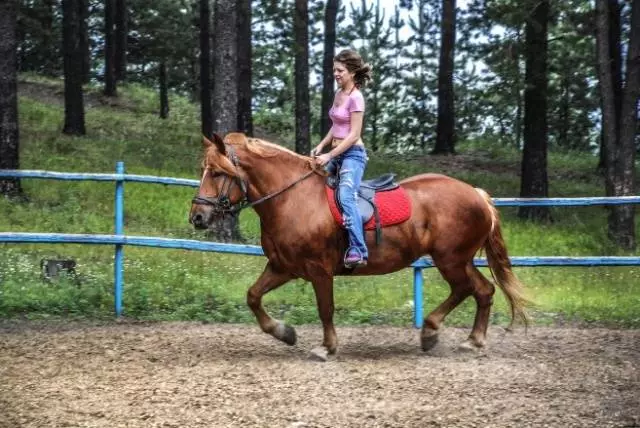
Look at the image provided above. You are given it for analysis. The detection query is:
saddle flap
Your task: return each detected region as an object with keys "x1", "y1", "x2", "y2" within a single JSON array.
[{"x1": 335, "y1": 186, "x2": 375, "y2": 223}]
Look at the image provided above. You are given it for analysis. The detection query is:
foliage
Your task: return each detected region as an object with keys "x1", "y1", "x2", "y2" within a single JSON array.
[{"x1": 14, "y1": 0, "x2": 628, "y2": 154}]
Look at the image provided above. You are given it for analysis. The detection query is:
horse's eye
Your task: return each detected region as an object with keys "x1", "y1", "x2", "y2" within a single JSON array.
[{"x1": 211, "y1": 171, "x2": 224, "y2": 178}]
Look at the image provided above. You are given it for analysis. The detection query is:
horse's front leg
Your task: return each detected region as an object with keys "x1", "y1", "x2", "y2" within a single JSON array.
[
  {"x1": 309, "y1": 273, "x2": 338, "y2": 360},
  {"x1": 247, "y1": 263, "x2": 296, "y2": 345}
]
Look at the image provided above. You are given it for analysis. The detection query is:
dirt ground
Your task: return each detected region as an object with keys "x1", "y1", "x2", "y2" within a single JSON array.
[{"x1": 0, "y1": 321, "x2": 638, "y2": 428}]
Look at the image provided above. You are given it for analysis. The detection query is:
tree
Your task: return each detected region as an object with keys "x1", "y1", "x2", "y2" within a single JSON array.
[
  {"x1": 252, "y1": 0, "x2": 295, "y2": 136},
  {"x1": 62, "y1": 0, "x2": 86, "y2": 135},
  {"x1": 293, "y1": 0, "x2": 310, "y2": 155},
  {"x1": 518, "y1": 0, "x2": 551, "y2": 222},
  {"x1": 104, "y1": 0, "x2": 117, "y2": 96},
  {"x1": 159, "y1": 60, "x2": 169, "y2": 118},
  {"x1": 17, "y1": 0, "x2": 62, "y2": 76},
  {"x1": 598, "y1": 0, "x2": 623, "y2": 170},
  {"x1": 320, "y1": 0, "x2": 339, "y2": 138},
  {"x1": 115, "y1": 0, "x2": 128, "y2": 81},
  {"x1": 596, "y1": 0, "x2": 639, "y2": 249},
  {"x1": 237, "y1": 0, "x2": 252, "y2": 136},
  {"x1": 211, "y1": 0, "x2": 241, "y2": 242},
  {"x1": 79, "y1": 0, "x2": 90, "y2": 83},
  {"x1": 404, "y1": 0, "x2": 439, "y2": 151},
  {"x1": 381, "y1": 4, "x2": 411, "y2": 150},
  {"x1": 433, "y1": 0, "x2": 457, "y2": 154},
  {"x1": 212, "y1": 0, "x2": 237, "y2": 135},
  {"x1": 199, "y1": 0, "x2": 212, "y2": 138},
  {"x1": 0, "y1": 0, "x2": 22, "y2": 198},
  {"x1": 359, "y1": 0, "x2": 393, "y2": 152}
]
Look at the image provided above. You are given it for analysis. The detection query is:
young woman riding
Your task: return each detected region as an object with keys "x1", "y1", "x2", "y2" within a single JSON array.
[{"x1": 312, "y1": 49, "x2": 373, "y2": 268}]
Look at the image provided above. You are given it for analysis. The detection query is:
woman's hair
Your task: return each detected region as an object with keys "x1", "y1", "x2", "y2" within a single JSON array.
[{"x1": 334, "y1": 49, "x2": 373, "y2": 88}]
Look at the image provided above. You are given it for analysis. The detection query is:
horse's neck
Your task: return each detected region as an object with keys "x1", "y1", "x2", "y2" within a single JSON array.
[{"x1": 239, "y1": 150, "x2": 322, "y2": 224}]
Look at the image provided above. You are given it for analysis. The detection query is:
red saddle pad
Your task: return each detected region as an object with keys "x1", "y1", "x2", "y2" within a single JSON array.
[{"x1": 325, "y1": 185, "x2": 412, "y2": 230}]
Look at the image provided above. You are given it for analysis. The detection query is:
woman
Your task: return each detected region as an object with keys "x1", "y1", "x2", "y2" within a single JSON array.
[{"x1": 312, "y1": 49, "x2": 372, "y2": 268}]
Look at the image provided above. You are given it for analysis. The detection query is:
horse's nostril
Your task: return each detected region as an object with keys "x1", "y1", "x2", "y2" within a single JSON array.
[{"x1": 191, "y1": 213, "x2": 204, "y2": 227}]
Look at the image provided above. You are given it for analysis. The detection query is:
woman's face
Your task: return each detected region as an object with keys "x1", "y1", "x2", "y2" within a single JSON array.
[{"x1": 333, "y1": 61, "x2": 354, "y2": 89}]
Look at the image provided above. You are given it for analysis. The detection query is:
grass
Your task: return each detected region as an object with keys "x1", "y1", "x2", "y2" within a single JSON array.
[{"x1": 1, "y1": 75, "x2": 639, "y2": 328}]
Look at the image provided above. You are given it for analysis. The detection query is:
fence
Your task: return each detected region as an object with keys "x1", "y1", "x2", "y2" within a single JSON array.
[{"x1": 2, "y1": 162, "x2": 640, "y2": 328}]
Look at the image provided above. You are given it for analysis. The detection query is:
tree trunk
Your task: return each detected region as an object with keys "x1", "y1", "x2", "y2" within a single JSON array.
[
  {"x1": 320, "y1": 0, "x2": 339, "y2": 138},
  {"x1": 518, "y1": 0, "x2": 551, "y2": 221},
  {"x1": 0, "y1": 0, "x2": 22, "y2": 197},
  {"x1": 62, "y1": 0, "x2": 86, "y2": 135},
  {"x1": 211, "y1": 0, "x2": 241, "y2": 242},
  {"x1": 200, "y1": 0, "x2": 212, "y2": 138},
  {"x1": 104, "y1": 0, "x2": 117, "y2": 96},
  {"x1": 79, "y1": 0, "x2": 91, "y2": 83},
  {"x1": 115, "y1": 0, "x2": 127, "y2": 81},
  {"x1": 433, "y1": 0, "x2": 456, "y2": 155},
  {"x1": 213, "y1": 0, "x2": 238, "y2": 136},
  {"x1": 597, "y1": 0, "x2": 639, "y2": 250},
  {"x1": 42, "y1": 0, "x2": 56, "y2": 74},
  {"x1": 294, "y1": 0, "x2": 310, "y2": 155},
  {"x1": 598, "y1": 0, "x2": 623, "y2": 170},
  {"x1": 237, "y1": 0, "x2": 253, "y2": 136},
  {"x1": 159, "y1": 61, "x2": 169, "y2": 119}
]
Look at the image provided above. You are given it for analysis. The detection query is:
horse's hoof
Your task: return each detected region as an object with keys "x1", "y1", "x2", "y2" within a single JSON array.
[
  {"x1": 308, "y1": 347, "x2": 329, "y2": 362},
  {"x1": 281, "y1": 324, "x2": 297, "y2": 346},
  {"x1": 421, "y1": 330, "x2": 439, "y2": 352},
  {"x1": 458, "y1": 339, "x2": 482, "y2": 353},
  {"x1": 273, "y1": 322, "x2": 297, "y2": 346}
]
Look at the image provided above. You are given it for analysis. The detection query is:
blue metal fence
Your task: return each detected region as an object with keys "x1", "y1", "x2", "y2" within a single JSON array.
[{"x1": 2, "y1": 163, "x2": 640, "y2": 328}]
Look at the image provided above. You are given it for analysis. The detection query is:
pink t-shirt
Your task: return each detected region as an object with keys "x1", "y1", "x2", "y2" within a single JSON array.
[{"x1": 329, "y1": 90, "x2": 365, "y2": 139}]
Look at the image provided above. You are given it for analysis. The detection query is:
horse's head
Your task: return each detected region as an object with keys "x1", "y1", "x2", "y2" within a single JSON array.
[{"x1": 189, "y1": 133, "x2": 249, "y2": 229}]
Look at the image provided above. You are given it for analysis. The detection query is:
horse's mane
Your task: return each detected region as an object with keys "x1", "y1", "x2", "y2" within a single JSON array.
[
  {"x1": 205, "y1": 133, "x2": 312, "y2": 177},
  {"x1": 226, "y1": 133, "x2": 310, "y2": 162}
]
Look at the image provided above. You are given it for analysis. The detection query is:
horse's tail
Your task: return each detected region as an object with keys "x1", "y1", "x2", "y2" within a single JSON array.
[{"x1": 476, "y1": 188, "x2": 530, "y2": 328}]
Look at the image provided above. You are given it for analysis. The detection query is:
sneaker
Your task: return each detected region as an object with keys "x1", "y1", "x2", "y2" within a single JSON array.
[{"x1": 344, "y1": 249, "x2": 367, "y2": 268}]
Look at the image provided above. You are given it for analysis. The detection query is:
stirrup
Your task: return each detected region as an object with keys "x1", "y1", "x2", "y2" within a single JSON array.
[{"x1": 344, "y1": 248, "x2": 367, "y2": 268}]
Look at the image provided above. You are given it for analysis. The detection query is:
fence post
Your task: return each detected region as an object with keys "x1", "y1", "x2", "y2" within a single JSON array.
[
  {"x1": 413, "y1": 267, "x2": 424, "y2": 328},
  {"x1": 114, "y1": 161, "x2": 125, "y2": 317}
]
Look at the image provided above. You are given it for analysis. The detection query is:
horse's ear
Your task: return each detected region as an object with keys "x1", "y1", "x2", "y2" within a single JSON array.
[
  {"x1": 211, "y1": 133, "x2": 226, "y2": 154},
  {"x1": 202, "y1": 134, "x2": 226, "y2": 154},
  {"x1": 202, "y1": 136, "x2": 214, "y2": 148}
]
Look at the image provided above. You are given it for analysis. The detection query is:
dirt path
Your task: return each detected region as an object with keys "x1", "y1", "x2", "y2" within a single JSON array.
[{"x1": 0, "y1": 321, "x2": 638, "y2": 428}]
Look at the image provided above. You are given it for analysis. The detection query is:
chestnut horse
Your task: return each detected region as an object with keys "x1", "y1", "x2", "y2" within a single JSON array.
[{"x1": 189, "y1": 133, "x2": 528, "y2": 359}]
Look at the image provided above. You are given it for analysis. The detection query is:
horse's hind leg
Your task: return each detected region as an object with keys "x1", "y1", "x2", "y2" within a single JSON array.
[
  {"x1": 421, "y1": 261, "x2": 474, "y2": 352},
  {"x1": 466, "y1": 265, "x2": 495, "y2": 348},
  {"x1": 247, "y1": 263, "x2": 296, "y2": 346}
]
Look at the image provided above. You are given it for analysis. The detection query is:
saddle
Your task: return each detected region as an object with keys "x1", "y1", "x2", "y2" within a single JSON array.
[{"x1": 326, "y1": 173, "x2": 411, "y2": 244}]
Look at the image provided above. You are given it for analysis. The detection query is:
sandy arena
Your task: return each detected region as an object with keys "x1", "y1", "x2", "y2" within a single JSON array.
[{"x1": 0, "y1": 321, "x2": 638, "y2": 428}]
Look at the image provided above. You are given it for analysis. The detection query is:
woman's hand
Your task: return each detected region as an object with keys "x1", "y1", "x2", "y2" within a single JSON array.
[
  {"x1": 310, "y1": 144, "x2": 324, "y2": 157},
  {"x1": 315, "y1": 153, "x2": 332, "y2": 166}
]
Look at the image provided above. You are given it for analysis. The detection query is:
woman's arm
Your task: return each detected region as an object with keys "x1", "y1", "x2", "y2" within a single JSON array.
[
  {"x1": 312, "y1": 129, "x2": 334, "y2": 156},
  {"x1": 319, "y1": 129, "x2": 334, "y2": 149}
]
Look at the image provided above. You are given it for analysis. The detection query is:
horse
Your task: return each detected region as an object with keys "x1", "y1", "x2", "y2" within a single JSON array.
[{"x1": 189, "y1": 132, "x2": 529, "y2": 359}]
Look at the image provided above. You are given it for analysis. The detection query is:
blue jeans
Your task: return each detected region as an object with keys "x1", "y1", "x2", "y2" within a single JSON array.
[{"x1": 326, "y1": 146, "x2": 368, "y2": 259}]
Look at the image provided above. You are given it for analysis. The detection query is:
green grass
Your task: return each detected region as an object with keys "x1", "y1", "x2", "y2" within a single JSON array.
[{"x1": 1, "y1": 75, "x2": 639, "y2": 328}]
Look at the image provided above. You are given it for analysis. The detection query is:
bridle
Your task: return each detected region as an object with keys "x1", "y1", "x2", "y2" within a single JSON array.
[{"x1": 191, "y1": 144, "x2": 317, "y2": 215}]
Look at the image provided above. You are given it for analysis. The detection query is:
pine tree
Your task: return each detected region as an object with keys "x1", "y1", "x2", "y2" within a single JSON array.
[
  {"x1": 0, "y1": 0, "x2": 23, "y2": 197},
  {"x1": 62, "y1": 0, "x2": 86, "y2": 135}
]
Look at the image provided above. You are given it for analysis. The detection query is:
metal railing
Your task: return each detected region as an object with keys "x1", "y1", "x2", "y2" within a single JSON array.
[{"x1": 2, "y1": 163, "x2": 639, "y2": 327}]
